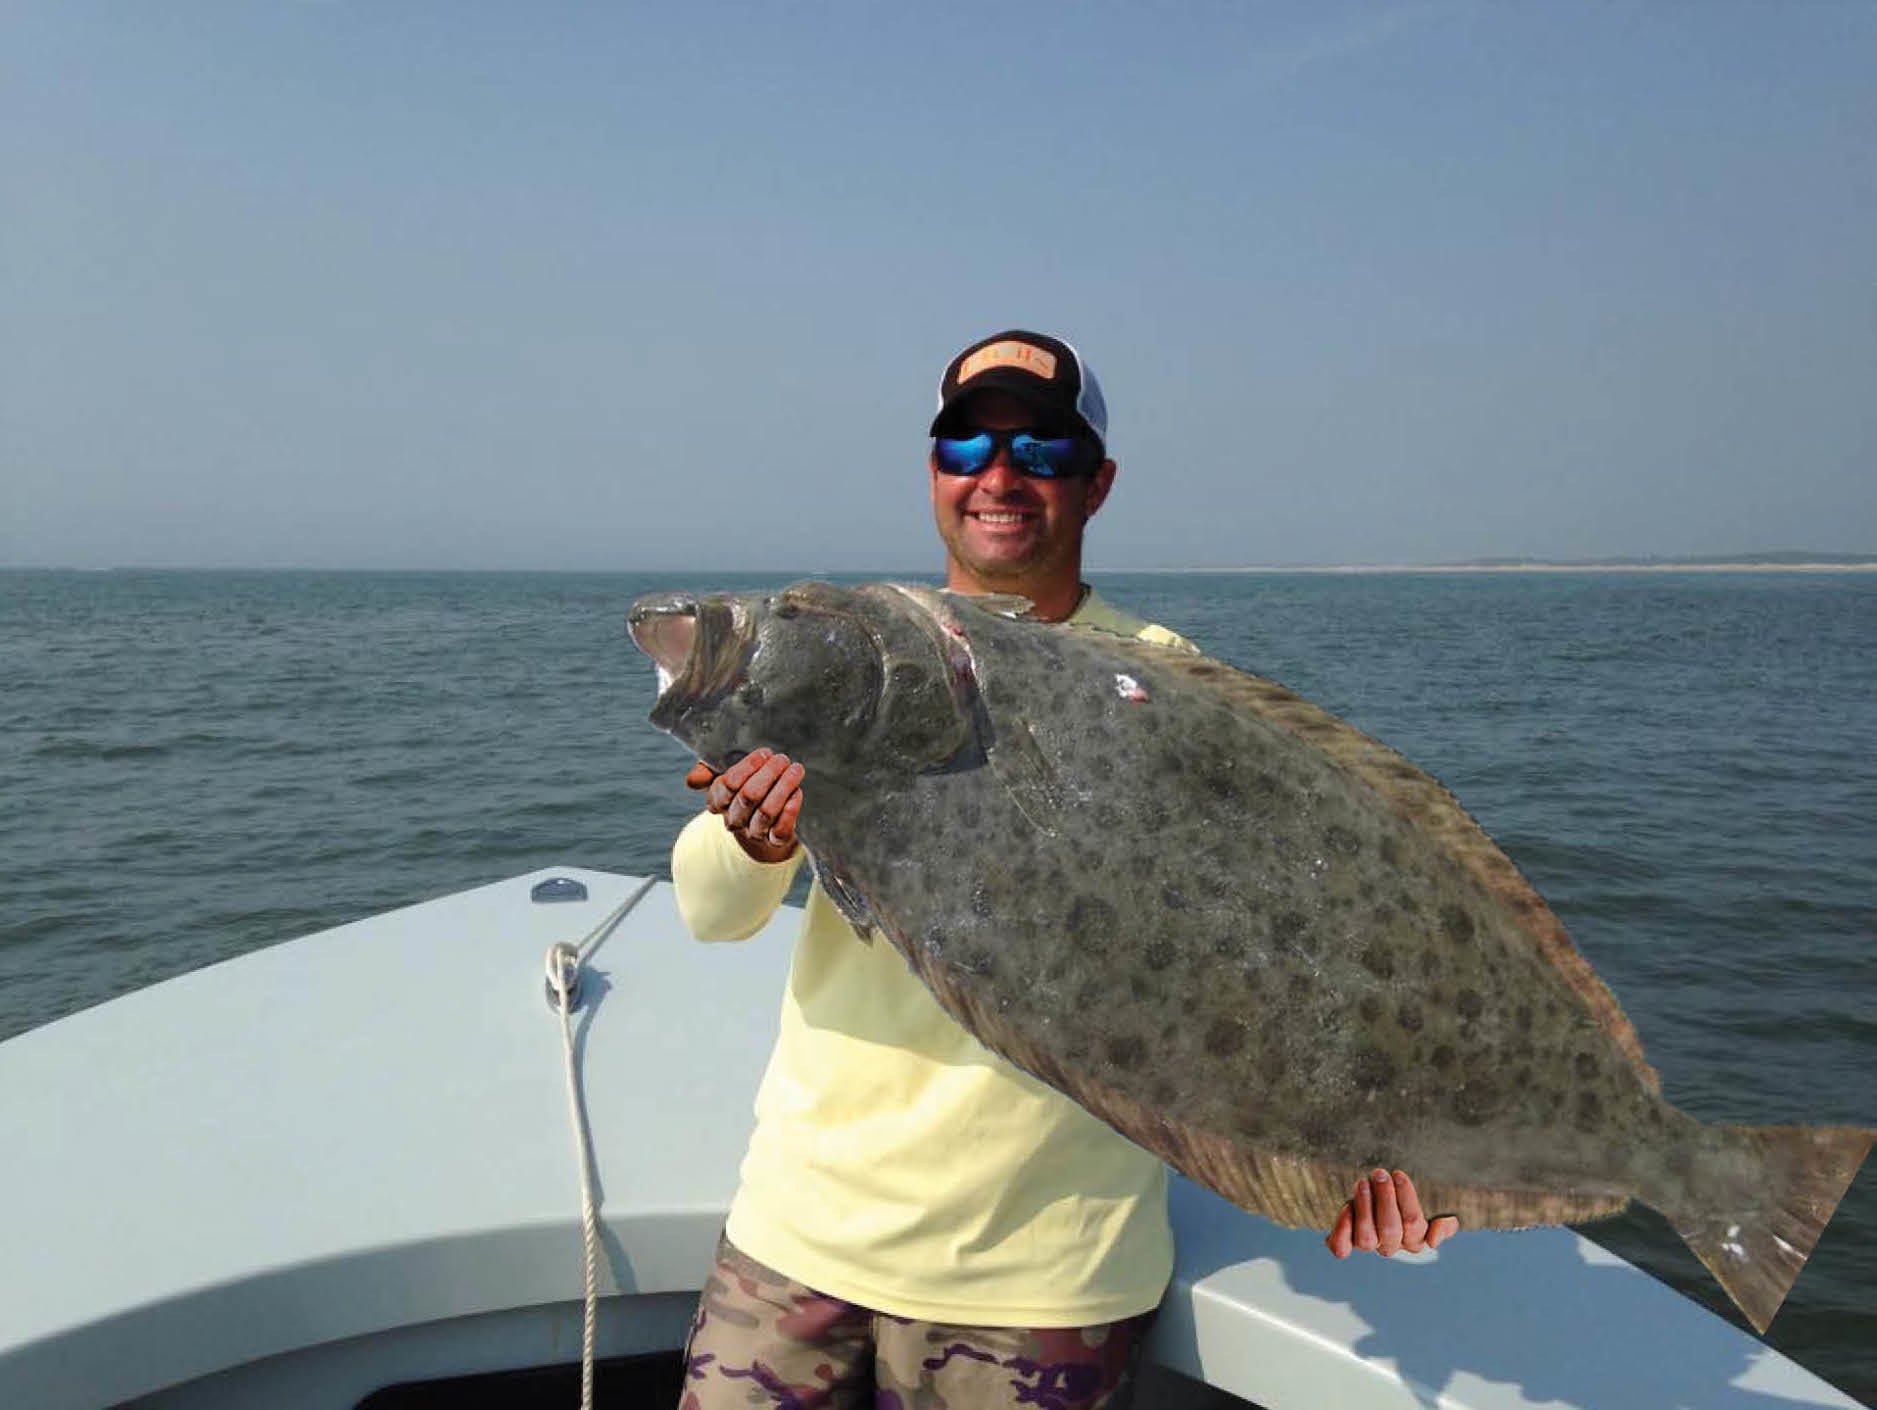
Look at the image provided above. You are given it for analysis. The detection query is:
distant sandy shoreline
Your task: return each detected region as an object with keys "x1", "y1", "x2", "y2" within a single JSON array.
[{"x1": 1171, "y1": 562, "x2": 1877, "y2": 575}]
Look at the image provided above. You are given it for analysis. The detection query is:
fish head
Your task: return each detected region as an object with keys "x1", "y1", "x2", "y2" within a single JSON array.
[{"x1": 628, "y1": 582, "x2": 899, "y2": 775}]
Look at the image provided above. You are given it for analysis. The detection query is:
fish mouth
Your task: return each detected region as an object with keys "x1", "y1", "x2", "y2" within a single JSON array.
[{"x1": 626, "y1": 591, "x2": 754, "y2": 735}]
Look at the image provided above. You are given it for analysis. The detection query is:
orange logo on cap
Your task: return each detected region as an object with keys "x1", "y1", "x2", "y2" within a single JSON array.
[{"x1": 958, "y1": 340, "x2": 1058, "y2": 384}]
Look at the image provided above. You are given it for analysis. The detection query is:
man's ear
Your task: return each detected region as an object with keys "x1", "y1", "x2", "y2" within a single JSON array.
[{"x1": 1084, "y1": 459, "x2": 1117, "y2": 518}]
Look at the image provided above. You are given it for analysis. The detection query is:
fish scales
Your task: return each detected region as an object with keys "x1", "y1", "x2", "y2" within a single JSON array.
[
  {"x1": 627, "y1": 580, "x2": 1872, "y2": 1333},
  {"x1": 823, "y1": 592, "x2": 1656, "y2": 1207}
]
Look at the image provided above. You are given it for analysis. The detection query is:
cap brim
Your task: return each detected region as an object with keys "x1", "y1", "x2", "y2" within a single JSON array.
[{"x1": 929, "y1": 373, "x2": 1100, "y2": 446}]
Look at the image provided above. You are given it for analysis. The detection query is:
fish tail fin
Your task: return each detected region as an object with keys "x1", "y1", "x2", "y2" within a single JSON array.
[{"x1": 1668, "y1": 1123, "x2": 1871, "y2": 1334}]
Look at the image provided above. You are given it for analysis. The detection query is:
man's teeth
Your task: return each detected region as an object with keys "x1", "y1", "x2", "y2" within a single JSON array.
[{"x1": 974, "y1": 512, "x2": 1030, "y2": 524}]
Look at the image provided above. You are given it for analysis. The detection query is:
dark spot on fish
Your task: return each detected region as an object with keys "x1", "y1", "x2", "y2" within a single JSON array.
[
  {"x1": 1430, "y1": 1044, "x2": 1456, "y2": 1072},
  {"x1": 1272, "y1": 910, "x2": 1308, "y2": 945},
  {"x1": 1456, "y1": 990, "x2": 1484, "y2": 1020},
  {"x1": 1324, "y1": 825, "x2": 1361, "y2": 857},
  {"x1": 1073, "y1": 979, "x2": 1104, "y2": 1009},
  {"x1": 1515, "y1": 1004, "x2": 1534, "y2": 1033},
  {"x1": 1128, "y1": 973, "x2": 1157, "y2": 1002},
  {"x1": 970, "y1": 887, "x2": 994, "y2": 920},
  {"x1": 1352, "y1": 1047, "x2": 1396, "y2": 1093},
  {"x1": 1084, "y1": 754, "x2": 1113, "y2": 781},
  {"x1": 1379, "y1": 836, "x2": 1404, "y2": 868},
  {"x1": 1442, "y1": 905, "x2": 1476, "y2": 946},
  {"x1": 1573, "y1": 1051, "x2": 1599, "y2": 1080},
  {"x1": 1161, "y1": 885, "x2": 1192, "y2": 912},
  {"x1": 1187, "y1": 662, "x2": 1226, "y2": 679},
  {"x1": 1299, "y1": 1113, "x2": 1340, "y2": 1150},
  {"x1": 1575, "y1": 1090, "x2": 1603, "y2": 1131},
  {"x1": 1204, "y1": 1018, "x2": 1245, "y2": 1057},
  {"x1": 1453, "y1": 1080, "x2": 1498, "y2": 1126},
  {"x1": 1358, "y1": 995, "x2": 1382, "y2": 1024},
  {"x1": 1286, "y1": 970, "x2": 1313, "y2": 999},
  {"x1": 1150, "y1": 1078, "x2": 1176, "y2": 1106},
  {"x1": 922, "y1": 924, "x2": 947, "y2": 954},
  {"x1": 1107, "y1": 1035, "x2": 1145, "y2": 1071},
  {"x1": 1259, "y1": 1049, "x2": 1285, "y2": 1083},
  {"x1": 1066, "y1": 895, "x2": 1116, "y2": 949},
  {"x1": 1358, "y1": 944, "x2": 1394, "y2": 980},
  {"x1": 1200, "y1": 766, "x2": 1240, "y2": 803},
  {"x1": 1143, "y1": 938, "x2": 1176, "y2": 971},
  {"x1": 1396, "y1": 1002, "x2": 1424, "y2": 1033}
]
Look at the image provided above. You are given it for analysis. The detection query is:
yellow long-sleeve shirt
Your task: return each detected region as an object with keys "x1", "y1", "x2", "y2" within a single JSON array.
[{"x1": 670, "y1": 590, "x2": 1196, "y2": 1326}]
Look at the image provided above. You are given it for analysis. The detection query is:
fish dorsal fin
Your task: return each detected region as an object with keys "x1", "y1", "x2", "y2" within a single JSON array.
[
  {"x1": 1096, "y1": 635, "x2": 1662, "y2": 1093},
  {"x1": 890, "y1": 913, "x2": 1631, "y2": 1232}
]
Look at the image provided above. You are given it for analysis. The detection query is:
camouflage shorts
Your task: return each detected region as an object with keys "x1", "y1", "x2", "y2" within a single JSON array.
[{"x1": 678, "y1": 1235, "x2": 1153, "y2": 1410}]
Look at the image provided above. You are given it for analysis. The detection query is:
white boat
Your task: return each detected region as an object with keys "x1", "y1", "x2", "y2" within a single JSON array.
[{"x1": 0, "y1": 867, "x2": 1861, "y2": 1409}]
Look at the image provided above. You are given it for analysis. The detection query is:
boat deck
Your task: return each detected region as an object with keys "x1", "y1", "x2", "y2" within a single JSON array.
[{"x1": 0, "y1": 868, "x2": 1858, "y2": 1409}]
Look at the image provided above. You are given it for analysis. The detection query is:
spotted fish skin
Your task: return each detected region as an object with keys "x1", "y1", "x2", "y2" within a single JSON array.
[{"x1": 627, "y1": 580, "x2": 1871, "y2": 1334}]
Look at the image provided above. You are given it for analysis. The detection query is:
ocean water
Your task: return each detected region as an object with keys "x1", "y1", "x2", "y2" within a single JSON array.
[{"x1": 2, "y1": 568, "x2": 1873, "y2": 1402}]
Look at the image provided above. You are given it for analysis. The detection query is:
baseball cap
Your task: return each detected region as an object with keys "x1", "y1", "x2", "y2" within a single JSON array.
[{"x1": 930, "y1": 330, "x2": 1109, "y2": 453}]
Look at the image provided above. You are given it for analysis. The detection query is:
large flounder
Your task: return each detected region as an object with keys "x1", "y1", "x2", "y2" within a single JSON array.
[{"x1": 627, "y1": 579, "x2": 1870, "y2": 1334}]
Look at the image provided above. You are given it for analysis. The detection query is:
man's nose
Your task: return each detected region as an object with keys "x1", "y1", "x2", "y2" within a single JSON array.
[{"x1": 977, "y1": 452, "x2": 1024, "y2": 493}]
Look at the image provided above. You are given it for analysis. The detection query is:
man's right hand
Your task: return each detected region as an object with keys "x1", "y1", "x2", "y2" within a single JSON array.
[{"x1": 687, "y1": 747, "x2": 805, "y2": 864}]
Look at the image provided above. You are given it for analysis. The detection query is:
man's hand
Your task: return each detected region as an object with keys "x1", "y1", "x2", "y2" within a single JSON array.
[
  {"x1": 687, "y1": 747, "x2": 804, "y2": 864},
  {"x1": 1325, "y1": 1169, "x2": 1459, "y2": 1258}
]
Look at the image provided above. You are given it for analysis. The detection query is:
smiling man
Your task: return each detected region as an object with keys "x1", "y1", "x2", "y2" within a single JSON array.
[{"x1": 668, "y1": 331, "x2": 1456, "y2": 1409}]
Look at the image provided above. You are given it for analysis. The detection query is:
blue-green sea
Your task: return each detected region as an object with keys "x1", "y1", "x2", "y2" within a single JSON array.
[{"x1": 2, "y1": 568, "x2": 1873, "y2": 1402}]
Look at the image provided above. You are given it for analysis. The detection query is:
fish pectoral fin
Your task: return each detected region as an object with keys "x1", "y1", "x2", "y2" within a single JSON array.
[
  {"x1": 960, "y1": 593, "x2": 1037, "y2": 620},
  {"x1": 811, "y1": 854, "x2": 879, "y2": 942},
  {"x1": 987, "y1": 717, "x2": 1067, "y2": 835}
]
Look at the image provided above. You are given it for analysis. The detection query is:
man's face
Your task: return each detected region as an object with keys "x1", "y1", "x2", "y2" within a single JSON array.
[{"x1": 929, "y1": 391, "x2": 1115, "y2": 594}]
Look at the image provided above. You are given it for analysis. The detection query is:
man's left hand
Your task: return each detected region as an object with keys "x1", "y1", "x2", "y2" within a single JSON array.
[{"x1": 1324, "y1": 1169, "x2": 1459, "y2": 1258}]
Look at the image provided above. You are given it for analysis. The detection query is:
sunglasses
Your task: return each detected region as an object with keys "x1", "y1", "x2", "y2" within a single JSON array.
[{"x1": 932, "y1": 428, "x2": 1097, "y2": 479}]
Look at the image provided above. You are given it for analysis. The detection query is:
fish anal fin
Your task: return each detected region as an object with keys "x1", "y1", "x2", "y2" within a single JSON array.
[{"x1": 892, "y1": 920, "x2": 1630, "y2": 1233}]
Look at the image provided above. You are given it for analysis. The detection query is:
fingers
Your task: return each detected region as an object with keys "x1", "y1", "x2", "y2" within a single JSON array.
[
  {"x1": 723, "y1": 754, "x2": 803, "y2": 833},
  {"x1": 694, "y1": 749, "x2": 806, "y2": 861},
  {"x1": 1371, "y1": 1169, "x2": 1405, "y2": 1255},
  {"x1": 1329, "y1": 1170, "x2": 1460, "y2": 1260},
  {"x1": 1352, "y1": 1171, "x2": 1377, "y2": 1252},
  {"x1": 1324, "y1": 1203, "x2": 1354, "y2": 1258}
]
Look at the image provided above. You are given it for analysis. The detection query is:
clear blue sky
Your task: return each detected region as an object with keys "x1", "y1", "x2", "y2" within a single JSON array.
[{"x1": 5, "y1": 2, "x2": 1873, "y2": 570}]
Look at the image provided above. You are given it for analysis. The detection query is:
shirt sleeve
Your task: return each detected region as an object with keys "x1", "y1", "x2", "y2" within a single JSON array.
[{"x1": 670, "y1": 808, "x2": 805, "y2": 942}]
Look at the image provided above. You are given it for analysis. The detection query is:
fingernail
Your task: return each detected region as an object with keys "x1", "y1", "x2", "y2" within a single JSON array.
[{"x1": 1371, "y1": 1169, "x2": 1388, "y2": 1184}]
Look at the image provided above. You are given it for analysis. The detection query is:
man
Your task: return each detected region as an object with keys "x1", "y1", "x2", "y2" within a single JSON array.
[{"x1": 670, "y1": 331, "x2": 1457, "y2": 1409}]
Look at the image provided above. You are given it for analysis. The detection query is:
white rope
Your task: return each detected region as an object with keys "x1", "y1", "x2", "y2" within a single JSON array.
[{"x1": 542, "y1": 876, "x2": 657, "y2": 1410}]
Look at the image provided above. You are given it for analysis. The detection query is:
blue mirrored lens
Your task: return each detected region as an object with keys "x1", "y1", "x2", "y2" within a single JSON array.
[
  {"x1": 933, "y1": 431, "x2": 1087, "y2": 478},
  {"x1": 934, "y1": 433, "x2": 996, "y2": 476},
  {"x1": 1009, "y1": 434, "x2": 1082, "y2": 478}
]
